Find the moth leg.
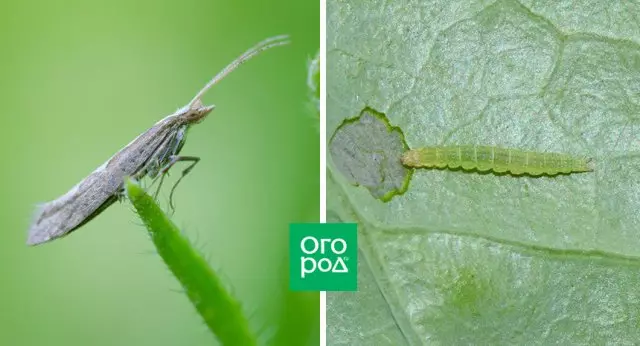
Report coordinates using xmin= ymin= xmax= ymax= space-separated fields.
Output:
xmin=137 ymin=166 xmax=166 ymax=201
xmin=152 ymin=173 xmax=167 ymax=200
xmin=115 ymin=187 xmax=127 ymax=203
xmin=158 ymin=155 xmax=201 ymax=213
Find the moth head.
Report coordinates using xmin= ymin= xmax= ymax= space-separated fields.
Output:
xmin=184 ymin=99 xmax=215 ymax=124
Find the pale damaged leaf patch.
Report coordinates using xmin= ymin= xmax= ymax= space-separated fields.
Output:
xmin=329 ymin=107 xmax=411 ymax=202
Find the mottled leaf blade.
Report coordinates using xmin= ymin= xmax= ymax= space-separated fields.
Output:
xmin=327 ymin=0 xmax=640 ymax=344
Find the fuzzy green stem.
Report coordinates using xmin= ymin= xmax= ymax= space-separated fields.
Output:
xmin=125 ymin=178 xmax=256 ymax=346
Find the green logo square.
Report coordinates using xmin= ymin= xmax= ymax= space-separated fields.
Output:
xmin=289 ymin=223 xmax=358 ymax=291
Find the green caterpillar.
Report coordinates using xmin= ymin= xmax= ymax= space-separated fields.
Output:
xmin=401 ymin=145 xmax=593 ymax=176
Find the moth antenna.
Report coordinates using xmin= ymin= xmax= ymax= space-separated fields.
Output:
xmin=188 ymin=35 xmax=290 ymax=108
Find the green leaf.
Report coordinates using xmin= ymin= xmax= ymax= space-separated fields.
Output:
xmin=309 ymin=50 xmax=320 ymax=116
xmin=125 ymin=179 xmax=256 ymax=346
xmin=327 ymin=0 xmax=640 ymax=344
xmin=308 ymin=50 xmax=321 ymax=134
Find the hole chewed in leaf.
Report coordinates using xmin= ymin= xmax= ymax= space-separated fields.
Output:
xmin=329 ymin=107 xmax=411 ymax=201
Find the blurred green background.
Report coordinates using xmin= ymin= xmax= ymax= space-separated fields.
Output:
xmin=0 ymin=0 xmax=319 ymax=345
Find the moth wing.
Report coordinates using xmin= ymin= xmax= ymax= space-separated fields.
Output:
xmin=26 ymin=170 xmax=119 ymax=245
